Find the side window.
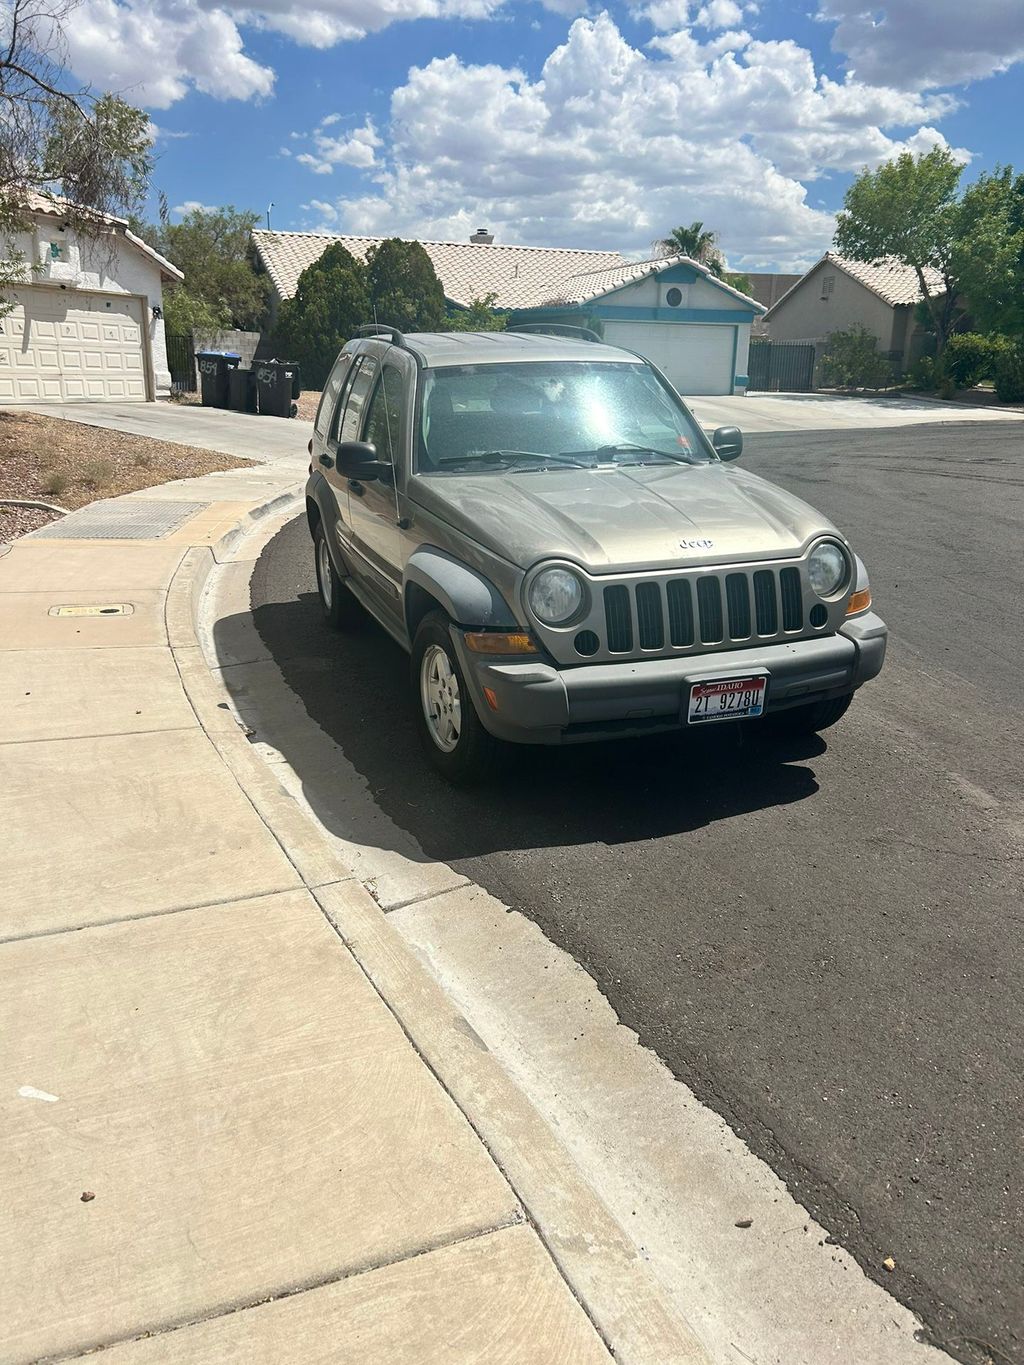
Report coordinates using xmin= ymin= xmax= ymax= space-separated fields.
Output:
xmin=315 ymin=353 xmax=351 ymax=439
xmin=362 ymin=366 xmax=404 ymax=466
xmin=337 ymin=355 xmax=378 ymax=443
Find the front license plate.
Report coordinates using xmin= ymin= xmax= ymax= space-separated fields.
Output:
xmin=687 ymin=675 xmax=767 ymax=725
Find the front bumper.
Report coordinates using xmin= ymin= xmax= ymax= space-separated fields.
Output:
xmin=453 ymin=611 xmax=887 ymax=745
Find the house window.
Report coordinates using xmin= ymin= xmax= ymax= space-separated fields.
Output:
xmin=49 ymin=242 xmax=64 ymax=261
xmin=821 ymin=274 xmax=835 ymax=300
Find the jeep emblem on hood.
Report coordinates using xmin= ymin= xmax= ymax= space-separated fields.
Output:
xmin=680 ymin=538 xmax=715 ymax=550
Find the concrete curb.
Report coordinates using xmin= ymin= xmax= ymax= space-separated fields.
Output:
xmin=166 ymin=500 xmax=713 ymax=1365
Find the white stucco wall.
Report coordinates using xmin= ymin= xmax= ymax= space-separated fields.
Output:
xmin=4 ymin=217 xmax=173 ymax=396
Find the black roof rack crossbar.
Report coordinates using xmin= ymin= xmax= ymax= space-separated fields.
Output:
xmin=357 ymin=323 xmax=408 ymax=346
xmin=508 ymin=323 xmax=603 ymax=344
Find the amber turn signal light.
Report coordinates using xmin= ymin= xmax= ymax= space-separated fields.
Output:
xmin=845 ymin=588 xmax=872 ymax=615
xmin=463 ymin=631 xmax=539 ymax=655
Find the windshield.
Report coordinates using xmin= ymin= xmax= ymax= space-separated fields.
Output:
xmin=416 ymin=361 xmax=714 ymax=474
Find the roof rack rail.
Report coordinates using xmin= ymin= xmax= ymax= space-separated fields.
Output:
xmin=356 ymin=323 xmax=408 ymax=346
xmin=508 ymin=323 xmax=603 ymax=344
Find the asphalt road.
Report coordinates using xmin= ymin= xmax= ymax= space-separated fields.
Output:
xmin=248 ymin=422 xmax=1024 ymax=1365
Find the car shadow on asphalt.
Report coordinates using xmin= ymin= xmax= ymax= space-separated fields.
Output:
xmin=219 ymin=585 xmax=825 ymax=865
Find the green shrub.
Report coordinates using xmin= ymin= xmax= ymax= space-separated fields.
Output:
xmin=944 ymin=333 xmax=998 ymax=388
xmin=991 ymin=339 xmax=1024 ymax=403
xmin=819 ymin=327 xmax=893 ymax=390
xmin=446 ymin=294 xmax=509 ymax=332
xmin=907 ymin=355 xmax=938 ymax=390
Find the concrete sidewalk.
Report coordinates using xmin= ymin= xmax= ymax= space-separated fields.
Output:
xmin=0 ymin=466 xmax=706 ymax=1363
xmin=5 ymin=399 xmax=314 ymax=465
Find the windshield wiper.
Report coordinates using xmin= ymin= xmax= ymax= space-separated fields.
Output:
xmin=560 ymin=443 xmax=693 ymax=465
xmin=480 ymin=450 xmax=591 ymax=471
xmin=436 ymin=450 xmax=589 ymax=472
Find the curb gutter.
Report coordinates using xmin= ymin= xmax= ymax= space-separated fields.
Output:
xmin=167 ymin=499 xmax=713 ymax=1365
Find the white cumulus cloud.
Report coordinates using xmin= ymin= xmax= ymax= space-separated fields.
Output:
xmin=324 ymin=13 xmax=966 ymax=269
xmin=295 ymin=117 xmax=382 ymax=174
xmin=818 ymin=0 xmax=1024 ymax=90
xmin=66 ymin=0 xmax=275 ymax=108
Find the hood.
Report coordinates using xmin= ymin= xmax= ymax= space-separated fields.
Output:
xmin=408 ymin=462 xmax=839 ymax=573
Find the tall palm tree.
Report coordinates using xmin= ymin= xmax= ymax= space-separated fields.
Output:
xmin=657 ymin=222 xmax=725 ymax=277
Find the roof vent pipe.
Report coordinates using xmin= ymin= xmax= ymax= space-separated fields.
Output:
xmin=470 ymin=228 xmax=494 ymax=244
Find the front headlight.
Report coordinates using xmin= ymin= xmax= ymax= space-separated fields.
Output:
xmin=529 ymin=567 xmax=584 ymax=624
xmin=807 ymin=542 xmax=848 ymax=597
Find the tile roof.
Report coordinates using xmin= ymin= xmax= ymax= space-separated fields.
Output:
xmin=765 ymin=252 xmax=945 ymax=316
xmin=251 ymin=230 xmax=764 ymax=312
xmin=12 ymin=189 xmax=182 ymax=280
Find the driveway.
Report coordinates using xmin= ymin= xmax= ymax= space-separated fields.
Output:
xmin=4 ymin=401 xmax=313 ymax=468
xmin=690 ymin=391 xmax=1024 ymax=433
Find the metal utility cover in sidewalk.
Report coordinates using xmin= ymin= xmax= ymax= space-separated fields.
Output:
xmin=31 ymin=500 xmax=204 ymax=540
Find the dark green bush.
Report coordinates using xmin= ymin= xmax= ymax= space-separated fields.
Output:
xmin=819 ymin=327 xmax=893 ymax=390
xmin=944 ymin=333 xmax=998 ymax=388
xmin=907 ymin=355 xmax=938 ymax=390
xmin=991 ymin=339 xmax=1024 ymax=403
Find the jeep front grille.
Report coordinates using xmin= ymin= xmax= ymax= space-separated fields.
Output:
xmin=542 ymin=560 xmax=845 ymax=668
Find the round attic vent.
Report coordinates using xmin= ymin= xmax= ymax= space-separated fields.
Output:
xmin=665 ymin=287 xmax=683 ymax=307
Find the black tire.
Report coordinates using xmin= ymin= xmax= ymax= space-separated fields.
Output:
xmin=313 ymin=521 xmax=363 ymax=629
xmin=768 ymin=691 xmax=854 ymax=735
xmin=411 ymin=611 xmax=502 ymax=783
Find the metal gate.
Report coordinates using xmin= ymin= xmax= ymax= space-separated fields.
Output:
xmin=165 ymin=334 xmax=196 ymax=393
xmin=747 ymin=339 xmax=815 ymax=392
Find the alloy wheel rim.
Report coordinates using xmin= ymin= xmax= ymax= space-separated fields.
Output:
xmin=318 ymin=537 xmax=333 ymax=610
xmin=420 ymin=644 xmax=462 ymax=753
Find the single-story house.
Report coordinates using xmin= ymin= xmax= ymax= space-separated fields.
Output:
xmin=762 ymin=252 xmax=944 ymax=372
xmin=0 ymin=193 xmax=182 ymax=403
xmin=251 ymin=229 xmax=765 ymax=396
xmin=744 ymin=273 xmax=803 ymax=334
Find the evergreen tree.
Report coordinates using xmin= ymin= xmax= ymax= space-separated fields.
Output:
xmin=366 ymin=239 xmax=447 ymax=331
xmin=274 ymin=243 xmax=370 ymax=387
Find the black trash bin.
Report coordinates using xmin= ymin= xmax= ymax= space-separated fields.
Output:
xmin=196 ymin=351 xmax=241 ymax=408
xmin=227 ymin=366 xmax=257 ymax=414
xmin=254 ymin=359 xmax=300 ymax=418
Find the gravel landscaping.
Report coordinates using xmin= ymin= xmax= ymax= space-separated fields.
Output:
xmin=0 ymin=410 xmax=255 ymax=544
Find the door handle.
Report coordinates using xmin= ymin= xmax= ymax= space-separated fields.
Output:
xmin=319 ymin=453 xmax=334 ymax=469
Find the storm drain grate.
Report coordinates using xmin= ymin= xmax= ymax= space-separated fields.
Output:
xmin=30 ymin=500 xmax=205 ymax=540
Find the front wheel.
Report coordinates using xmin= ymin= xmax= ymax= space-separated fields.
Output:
xmin=313 ymin=521 xmax=362 ymax=629
xmin=768 ymin=691 xmax=854 ymax=735
xmin=411 ymin=611 xmax=501 ymax=783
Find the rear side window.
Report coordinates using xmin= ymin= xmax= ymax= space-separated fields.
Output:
xmin=362 ymin=366 xmax=404 ymax=466
xmin=337 ymin=355 xmax=378 ymax=443
xmin=315 ymin=352 xmax=351 ymax=438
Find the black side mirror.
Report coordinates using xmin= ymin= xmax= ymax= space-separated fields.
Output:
xmin=336 ymin=441 xmax=387 ymax=481
xmin=712 ymin=426 xmax=743 ymax=461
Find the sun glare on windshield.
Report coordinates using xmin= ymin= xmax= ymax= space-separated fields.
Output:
xmin=417 ymin=361 xmax=712 ymax=472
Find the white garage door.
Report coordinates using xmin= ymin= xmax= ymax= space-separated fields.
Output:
xmin=602 ymin=321 xmax=736 ymax=396
xmin=0 ymin=287 xmax=148 ymax=403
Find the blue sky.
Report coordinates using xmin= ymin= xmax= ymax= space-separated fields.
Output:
xmin=63 ymin=0 xmax=1024 ymax=270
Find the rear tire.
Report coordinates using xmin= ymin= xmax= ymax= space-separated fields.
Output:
xmin=313 ymin=521 xmax=363 ymax=629
xmin=769 ymin=691 xmax=854 ymax=735
xmin=411 ymin=611 xmax=502 ymax=784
